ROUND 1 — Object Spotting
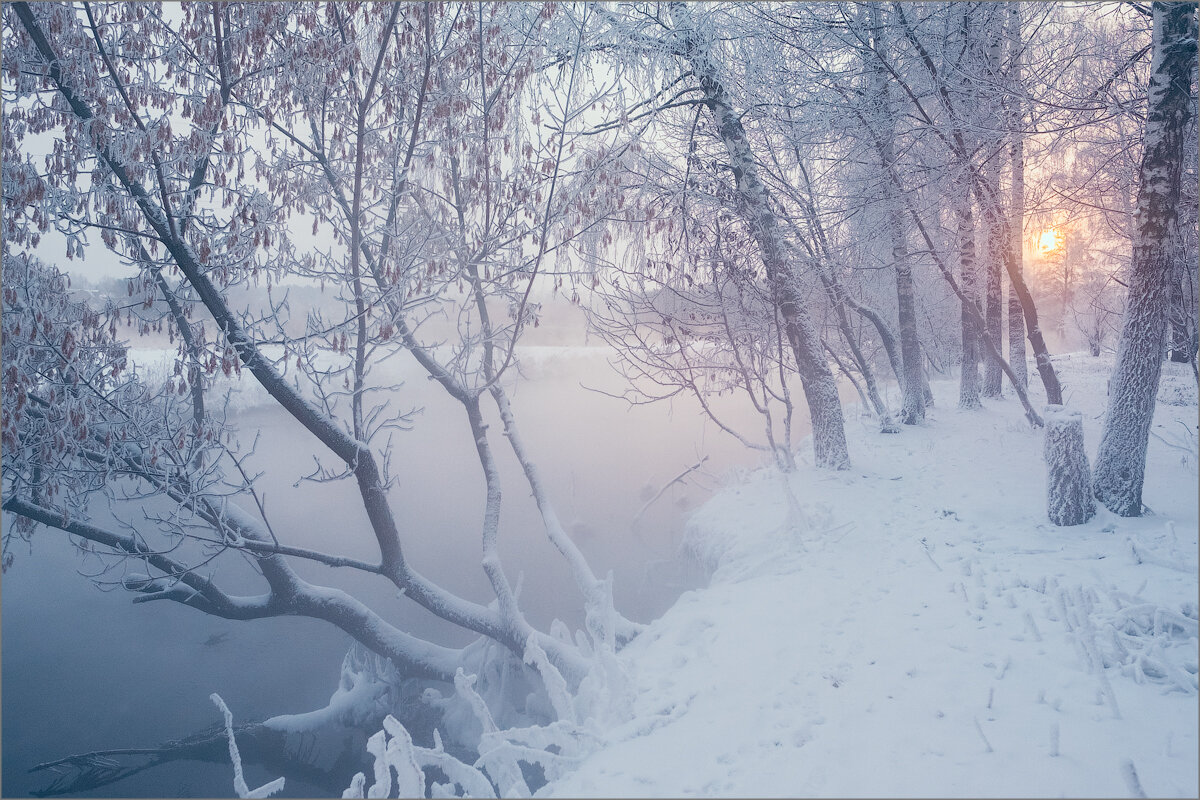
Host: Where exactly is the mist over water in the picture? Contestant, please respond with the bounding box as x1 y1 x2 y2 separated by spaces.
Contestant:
2 328 814 797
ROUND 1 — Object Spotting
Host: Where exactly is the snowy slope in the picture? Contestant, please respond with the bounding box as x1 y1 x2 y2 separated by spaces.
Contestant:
542 355 1198 798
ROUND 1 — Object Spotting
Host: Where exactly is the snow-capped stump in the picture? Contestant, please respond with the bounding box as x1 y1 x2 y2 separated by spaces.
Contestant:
1044 405 1096 526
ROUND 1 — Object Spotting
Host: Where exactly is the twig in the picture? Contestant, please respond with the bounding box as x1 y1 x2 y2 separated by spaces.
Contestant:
631 457 709 530
211 694 285 799
1128 539 1195 574
973 717 994 753
919 538 942 572
1120 759 1147 798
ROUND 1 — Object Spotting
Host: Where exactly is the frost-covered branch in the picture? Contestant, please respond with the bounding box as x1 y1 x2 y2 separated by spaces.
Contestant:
210 694 286 799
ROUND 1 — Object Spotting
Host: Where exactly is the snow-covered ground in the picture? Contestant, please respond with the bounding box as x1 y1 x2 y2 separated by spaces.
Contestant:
541 354 1199 798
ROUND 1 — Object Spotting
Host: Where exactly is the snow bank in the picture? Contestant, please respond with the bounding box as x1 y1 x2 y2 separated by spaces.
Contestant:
542 353 1198 797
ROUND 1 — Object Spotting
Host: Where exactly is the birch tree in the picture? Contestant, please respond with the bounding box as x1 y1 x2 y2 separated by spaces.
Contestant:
1093 1 1197 517
863 3 923 424
955 5 984 411
888 2 1065 408
665 1 851 469
1006 3 1029 392
976 4 1008 399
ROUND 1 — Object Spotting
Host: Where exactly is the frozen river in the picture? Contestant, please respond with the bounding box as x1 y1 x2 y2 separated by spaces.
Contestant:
3 340 824 797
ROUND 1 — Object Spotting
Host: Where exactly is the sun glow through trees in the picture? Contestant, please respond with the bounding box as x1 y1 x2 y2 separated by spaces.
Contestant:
1037 228 1064 255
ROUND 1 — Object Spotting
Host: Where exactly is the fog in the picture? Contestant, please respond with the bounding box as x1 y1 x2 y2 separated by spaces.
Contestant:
2 302 824 797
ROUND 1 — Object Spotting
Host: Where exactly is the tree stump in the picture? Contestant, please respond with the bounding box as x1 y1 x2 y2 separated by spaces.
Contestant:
1044 405 1096 526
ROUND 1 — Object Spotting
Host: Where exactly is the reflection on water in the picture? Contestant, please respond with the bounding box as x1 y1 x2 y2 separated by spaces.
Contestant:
2 343 810 797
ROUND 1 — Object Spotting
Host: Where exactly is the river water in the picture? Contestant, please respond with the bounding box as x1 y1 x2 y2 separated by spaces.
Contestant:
2 334 822 797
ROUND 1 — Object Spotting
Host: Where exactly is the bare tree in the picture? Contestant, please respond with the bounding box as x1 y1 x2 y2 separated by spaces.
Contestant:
1093 2 1198 517
589 230 802 473
1070 270 1126 357
665 1 851 469
1006 3 1029 392
955 5 984 411
975 4 1008 399
887 2 1065 407
2 2 636 791
862 3 924 425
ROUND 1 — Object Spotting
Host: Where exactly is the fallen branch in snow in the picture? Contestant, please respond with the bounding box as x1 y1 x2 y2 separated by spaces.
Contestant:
919 537 942 572
1127 539 1196 574
1059 586 1123 717
1148 419 1198 471
1120 759 1147 798
1054 581 1198 698
972 717 993 753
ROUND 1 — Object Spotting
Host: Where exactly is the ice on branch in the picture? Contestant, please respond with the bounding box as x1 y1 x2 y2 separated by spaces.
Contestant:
342 605 635 799
524 634 576 725
210 693 286 799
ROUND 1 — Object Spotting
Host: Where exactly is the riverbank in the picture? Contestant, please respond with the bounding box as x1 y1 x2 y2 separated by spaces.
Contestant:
542 354 1199 797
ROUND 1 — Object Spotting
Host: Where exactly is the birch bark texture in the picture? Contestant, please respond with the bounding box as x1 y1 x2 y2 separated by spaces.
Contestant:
1093 2 1197 517
979 5 1007 399
956 6 982 411
668 2 850 469
1006 3 1029 393
957 177 983 410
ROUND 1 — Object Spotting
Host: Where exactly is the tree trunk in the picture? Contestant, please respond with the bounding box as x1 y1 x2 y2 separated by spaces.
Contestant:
954 7 983 410
670 2 850 469
1006 3 1029 392
790 154 906 394
958 174 983 409
869 5 924 424
983 213 1005 397
1044 405 1096 526
906 0 1063 409
907 204 1045 427
1167 248 1196 362
815 268 900 432
994 197 1065 406
788 163 898 432
1007 293 1026 377
842 291 905 392
1094 2 1197 516
980 181 1006 397
981 7 1006 398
